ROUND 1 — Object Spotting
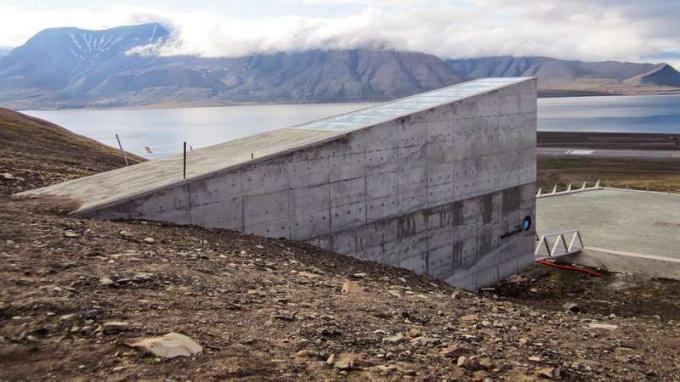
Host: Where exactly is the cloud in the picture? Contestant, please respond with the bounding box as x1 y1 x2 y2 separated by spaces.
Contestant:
2 0 680 65
0 4 130 46
148 1 680 63
147 7 398 58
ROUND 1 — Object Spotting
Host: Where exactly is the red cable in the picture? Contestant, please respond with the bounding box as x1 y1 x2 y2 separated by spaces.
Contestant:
535 259 602 277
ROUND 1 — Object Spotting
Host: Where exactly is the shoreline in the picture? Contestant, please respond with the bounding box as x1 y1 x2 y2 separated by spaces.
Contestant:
537 131 680 151
14 88 680 112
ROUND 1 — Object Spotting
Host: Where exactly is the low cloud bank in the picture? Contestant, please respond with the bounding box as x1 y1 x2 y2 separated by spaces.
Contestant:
2 1 680 65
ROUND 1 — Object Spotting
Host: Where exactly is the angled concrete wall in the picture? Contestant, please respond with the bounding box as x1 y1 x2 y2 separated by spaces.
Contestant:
74 78 536 289
19 78 535 289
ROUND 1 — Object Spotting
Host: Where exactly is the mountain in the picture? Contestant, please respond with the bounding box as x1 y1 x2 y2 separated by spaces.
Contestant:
623 63 680 87
447 56 680 96
83 49 468 103
2 23 679 109
0 23 467 109
0 46 11 57
0 23 168 91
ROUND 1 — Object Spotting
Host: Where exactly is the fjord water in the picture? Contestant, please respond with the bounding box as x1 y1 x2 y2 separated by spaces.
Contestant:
24 94 680 157
24 103 377 158
539 94 680 133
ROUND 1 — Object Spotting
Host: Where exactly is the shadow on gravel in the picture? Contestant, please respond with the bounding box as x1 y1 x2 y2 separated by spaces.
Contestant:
488 264 680 321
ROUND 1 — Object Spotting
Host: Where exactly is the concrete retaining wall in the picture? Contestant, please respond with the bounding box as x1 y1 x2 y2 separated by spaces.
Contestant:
82 79 537 289
565 247 680 281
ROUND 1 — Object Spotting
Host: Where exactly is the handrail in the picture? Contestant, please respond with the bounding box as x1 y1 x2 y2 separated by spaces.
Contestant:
537 180 680 198
536 180 600 198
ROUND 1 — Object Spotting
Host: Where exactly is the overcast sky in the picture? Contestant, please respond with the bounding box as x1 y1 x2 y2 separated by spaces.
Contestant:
1 0 680 67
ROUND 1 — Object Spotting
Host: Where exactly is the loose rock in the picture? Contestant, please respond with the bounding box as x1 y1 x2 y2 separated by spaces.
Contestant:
537 367 560 379
588 323 619 330
440 344 466 358
563 302 580 312
460 314 479 322
59 313 77 322
457 355 481 370
382 332 406 344
374 364 398 373
298 271 321 279
132 272 153 282
127 332 202 358
341 280 362 294
99 277 114 286
472 370 490 381
410 336 438 346
102 321 130 334
334 352 357 370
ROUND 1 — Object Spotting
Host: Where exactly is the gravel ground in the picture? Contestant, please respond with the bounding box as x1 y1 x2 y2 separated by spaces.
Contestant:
1 109 680 381
1 195 680 381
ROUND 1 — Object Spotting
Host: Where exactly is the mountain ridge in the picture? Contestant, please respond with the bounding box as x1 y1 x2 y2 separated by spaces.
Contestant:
446 56 680 96
1 24 679 109
0 24 468 109
0 23 169 91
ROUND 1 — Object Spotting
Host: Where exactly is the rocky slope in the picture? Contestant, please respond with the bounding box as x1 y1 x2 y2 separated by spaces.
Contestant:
87 49 468 105
0 108 143 196
448 56 680 96
1 113 680 380
623 63 680 87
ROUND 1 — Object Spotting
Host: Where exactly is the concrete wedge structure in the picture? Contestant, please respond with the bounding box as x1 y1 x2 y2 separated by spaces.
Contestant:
18 77 537 289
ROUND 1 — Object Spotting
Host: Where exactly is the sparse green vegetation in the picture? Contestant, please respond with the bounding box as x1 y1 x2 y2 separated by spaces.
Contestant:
538 156 680 192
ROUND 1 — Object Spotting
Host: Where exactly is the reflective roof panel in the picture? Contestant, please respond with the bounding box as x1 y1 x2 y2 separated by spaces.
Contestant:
293 77 531 132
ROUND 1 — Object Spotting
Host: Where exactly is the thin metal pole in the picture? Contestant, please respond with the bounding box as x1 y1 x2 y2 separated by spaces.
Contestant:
183 141 187 179
115 134 129 166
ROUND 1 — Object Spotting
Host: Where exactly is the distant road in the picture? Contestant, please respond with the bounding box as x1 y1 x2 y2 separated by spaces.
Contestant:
537 147 680 159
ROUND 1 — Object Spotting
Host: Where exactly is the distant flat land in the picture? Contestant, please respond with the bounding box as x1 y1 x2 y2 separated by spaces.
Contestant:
537 132 680 192
537 147 680 160
538 132 680 150
539 87 680 98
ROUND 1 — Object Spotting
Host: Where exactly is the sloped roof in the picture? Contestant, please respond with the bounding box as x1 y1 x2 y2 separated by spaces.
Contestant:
295 77 528 132
18 77 531 214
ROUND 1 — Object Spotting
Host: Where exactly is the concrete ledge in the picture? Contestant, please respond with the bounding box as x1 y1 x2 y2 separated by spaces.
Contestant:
562 246 680 280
